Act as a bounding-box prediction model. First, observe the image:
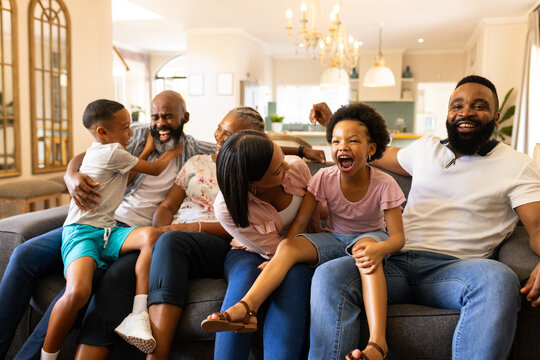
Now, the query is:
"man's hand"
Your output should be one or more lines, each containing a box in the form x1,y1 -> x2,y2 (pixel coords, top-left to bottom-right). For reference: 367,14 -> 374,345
521,262 -> 540,307
309,103 -> 332,128
64,172 -> 101,211
303,148 -> 326,163
351,239 -> 384,275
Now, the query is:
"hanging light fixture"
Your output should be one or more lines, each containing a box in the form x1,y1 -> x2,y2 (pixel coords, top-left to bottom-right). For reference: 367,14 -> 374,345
285,1 -> 360,86
363,24 -> 395,87
320,67 -> 349,87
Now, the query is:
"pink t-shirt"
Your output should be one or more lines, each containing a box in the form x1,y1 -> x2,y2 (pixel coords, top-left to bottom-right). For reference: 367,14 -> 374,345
214,156 -> 320,259
308,165 -> 405,233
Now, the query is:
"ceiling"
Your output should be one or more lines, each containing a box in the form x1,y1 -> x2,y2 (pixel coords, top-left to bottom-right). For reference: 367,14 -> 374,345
113,0 -> 538,56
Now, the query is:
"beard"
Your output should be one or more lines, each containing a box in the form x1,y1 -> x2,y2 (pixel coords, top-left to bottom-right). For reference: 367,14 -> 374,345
150,122 -> 184,153
446,117 -> 496,155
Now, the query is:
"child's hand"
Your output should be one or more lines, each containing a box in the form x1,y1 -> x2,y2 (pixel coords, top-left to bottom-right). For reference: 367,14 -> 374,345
143,132 -> 155,153
351,239 -> 384,275
309,103 -> 332,127
164,143 -> 184,158
257,261 -> 269,270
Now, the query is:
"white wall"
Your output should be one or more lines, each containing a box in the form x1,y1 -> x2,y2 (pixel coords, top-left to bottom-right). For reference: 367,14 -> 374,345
402,52 -> 466,82
184,29 -> 273,142
466,18 -> 528,109
1,0 -> 114,185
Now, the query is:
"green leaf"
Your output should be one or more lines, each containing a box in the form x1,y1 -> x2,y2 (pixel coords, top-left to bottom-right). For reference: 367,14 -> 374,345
500,105 -> 515,122
500,125 -> 513,136
499,88 -> 514,113
269,114 -> 284,123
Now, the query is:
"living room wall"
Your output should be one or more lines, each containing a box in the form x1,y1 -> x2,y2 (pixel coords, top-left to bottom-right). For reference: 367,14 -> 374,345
0,0 -> 114,185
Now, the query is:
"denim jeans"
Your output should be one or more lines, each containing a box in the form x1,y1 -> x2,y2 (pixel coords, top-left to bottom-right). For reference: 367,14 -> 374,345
0,227 -> 64,359
309,251 -> 521,360
3,228 -> 106,360
215,249 -> 312,360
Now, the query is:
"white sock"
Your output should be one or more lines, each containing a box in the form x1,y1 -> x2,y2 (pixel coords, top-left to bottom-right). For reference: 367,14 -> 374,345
41,348 -> 59,360
132,294 -> 148,314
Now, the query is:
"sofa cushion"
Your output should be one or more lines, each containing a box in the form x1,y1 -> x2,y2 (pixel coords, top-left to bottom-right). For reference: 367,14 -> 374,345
0,180 -> 65,198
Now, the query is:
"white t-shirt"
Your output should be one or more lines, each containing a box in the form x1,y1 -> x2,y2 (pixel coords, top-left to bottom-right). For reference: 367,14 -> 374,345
397,135 -> 540,259
64,142 -> 139,228
115,160 -> 179,227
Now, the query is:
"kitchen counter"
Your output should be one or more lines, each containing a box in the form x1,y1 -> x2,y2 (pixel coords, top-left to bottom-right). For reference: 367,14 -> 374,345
283,131 -> 422,160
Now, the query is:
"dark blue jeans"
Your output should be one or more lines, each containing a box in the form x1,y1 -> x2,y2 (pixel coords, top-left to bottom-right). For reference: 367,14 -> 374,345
1,227 -> 107,360
0,227 -> 63,359
214,249 -> 312,360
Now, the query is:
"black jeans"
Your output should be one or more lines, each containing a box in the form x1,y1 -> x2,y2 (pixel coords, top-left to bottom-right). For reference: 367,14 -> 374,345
77,230 -> 230,346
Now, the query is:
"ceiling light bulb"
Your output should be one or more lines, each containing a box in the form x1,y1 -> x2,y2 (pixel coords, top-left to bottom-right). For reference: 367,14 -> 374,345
286,9 -> 292,18
348,36 -> 354,44
333,5 -> 340,14
301,2 -> 307,12
418,38 -> 424,43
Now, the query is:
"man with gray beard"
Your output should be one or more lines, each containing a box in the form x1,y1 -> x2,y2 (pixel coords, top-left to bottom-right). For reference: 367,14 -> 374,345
0,90 -> 216,359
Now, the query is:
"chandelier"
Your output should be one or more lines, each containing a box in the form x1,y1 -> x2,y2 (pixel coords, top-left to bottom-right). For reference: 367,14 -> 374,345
285,1 -> 361,75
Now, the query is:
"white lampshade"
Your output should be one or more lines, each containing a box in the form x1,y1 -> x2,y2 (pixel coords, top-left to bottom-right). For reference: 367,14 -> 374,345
320,67 -> 350,88
363,63 -> 396,87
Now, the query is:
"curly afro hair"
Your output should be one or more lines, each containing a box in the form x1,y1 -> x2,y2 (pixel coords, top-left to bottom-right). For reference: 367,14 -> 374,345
325,103 -> 390,161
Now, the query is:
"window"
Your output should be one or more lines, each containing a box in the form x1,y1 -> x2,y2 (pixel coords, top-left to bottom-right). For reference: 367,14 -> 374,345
0,1 -> 19,178
276,85 -> 348,124
415,82 -> 455,138
154,55 -> 188,97
29,0 -> 72,173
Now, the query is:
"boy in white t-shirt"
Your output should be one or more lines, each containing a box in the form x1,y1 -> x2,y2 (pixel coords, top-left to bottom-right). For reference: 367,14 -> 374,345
40,100 -> 182,360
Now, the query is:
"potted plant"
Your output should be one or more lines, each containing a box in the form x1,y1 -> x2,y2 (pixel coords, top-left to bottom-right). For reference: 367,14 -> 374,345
493,88 -> 515,144
131,105 -> 145,122
270,114 -> 284,133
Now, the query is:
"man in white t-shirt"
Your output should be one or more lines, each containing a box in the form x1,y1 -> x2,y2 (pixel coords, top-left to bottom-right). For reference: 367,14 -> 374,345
309,75 -> 540,360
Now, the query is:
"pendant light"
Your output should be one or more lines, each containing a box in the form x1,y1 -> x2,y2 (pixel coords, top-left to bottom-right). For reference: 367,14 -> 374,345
363,25 -> 395,87
320,67 -> 350,87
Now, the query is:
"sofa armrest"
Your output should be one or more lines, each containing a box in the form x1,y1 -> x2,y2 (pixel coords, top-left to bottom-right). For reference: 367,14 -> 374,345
0,205 -> 68,277
497,226 -> 540,283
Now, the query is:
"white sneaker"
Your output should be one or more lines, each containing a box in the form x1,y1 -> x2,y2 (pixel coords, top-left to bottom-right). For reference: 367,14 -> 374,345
114,311 -> 156,354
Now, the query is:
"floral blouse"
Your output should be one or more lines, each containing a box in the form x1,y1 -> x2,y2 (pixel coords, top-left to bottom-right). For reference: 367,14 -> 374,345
172,154 -> 219,224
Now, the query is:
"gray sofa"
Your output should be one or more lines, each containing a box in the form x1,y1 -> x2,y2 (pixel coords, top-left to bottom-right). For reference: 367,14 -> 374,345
1,166 -> 540,359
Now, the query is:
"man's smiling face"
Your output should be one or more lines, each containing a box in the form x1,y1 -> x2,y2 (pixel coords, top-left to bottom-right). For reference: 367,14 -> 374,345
150,93 -> 187,153
445,82 -> 500,155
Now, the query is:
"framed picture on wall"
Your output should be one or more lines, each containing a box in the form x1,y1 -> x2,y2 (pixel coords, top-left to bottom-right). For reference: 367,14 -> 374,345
188,74 -> 204,96
217,73 -> 233,96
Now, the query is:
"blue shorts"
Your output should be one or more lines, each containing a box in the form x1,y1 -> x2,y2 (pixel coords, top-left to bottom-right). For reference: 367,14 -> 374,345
61,224 -> 137,275
298,230 -> 389,266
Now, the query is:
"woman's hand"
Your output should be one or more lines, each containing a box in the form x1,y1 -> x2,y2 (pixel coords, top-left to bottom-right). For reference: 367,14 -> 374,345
303,148 -> 326,163
351,239 -> 385,275
159,222 -> 198,232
